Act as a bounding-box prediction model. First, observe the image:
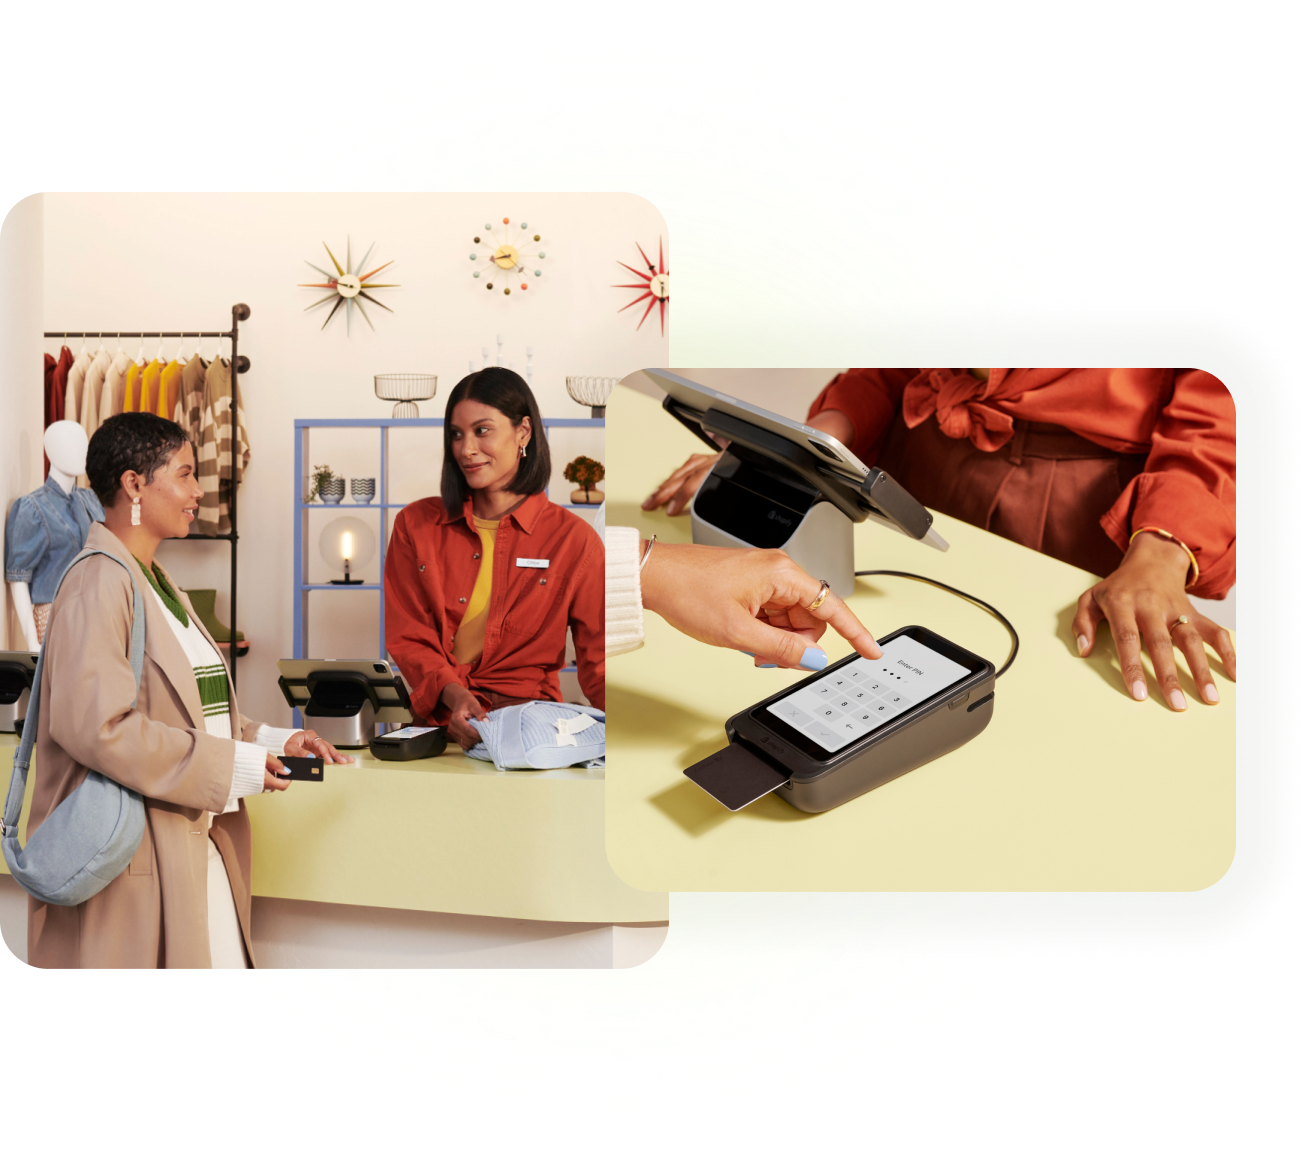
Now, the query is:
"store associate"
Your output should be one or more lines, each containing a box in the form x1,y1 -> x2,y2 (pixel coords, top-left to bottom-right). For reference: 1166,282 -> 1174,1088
385,368 -> 605,749
25,413 -> 347,969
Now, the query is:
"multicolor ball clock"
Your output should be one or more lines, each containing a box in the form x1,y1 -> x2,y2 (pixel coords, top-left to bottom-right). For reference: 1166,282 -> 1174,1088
614,239 -> 669,334
300,238 -> 398,334
470,219 -> 546,296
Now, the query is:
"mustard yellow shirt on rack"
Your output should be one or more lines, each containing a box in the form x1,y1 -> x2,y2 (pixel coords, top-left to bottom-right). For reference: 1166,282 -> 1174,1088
123,361 -> 143,413
159,360 -> 184,419
452,516 -> 500,665
140,359 -> 164,415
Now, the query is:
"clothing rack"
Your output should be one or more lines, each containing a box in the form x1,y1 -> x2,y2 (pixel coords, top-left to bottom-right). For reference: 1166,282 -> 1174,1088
44,304 -> 251,692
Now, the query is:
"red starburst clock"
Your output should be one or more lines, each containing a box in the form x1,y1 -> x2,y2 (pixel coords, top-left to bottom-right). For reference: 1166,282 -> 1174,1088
614,240 -> 669,334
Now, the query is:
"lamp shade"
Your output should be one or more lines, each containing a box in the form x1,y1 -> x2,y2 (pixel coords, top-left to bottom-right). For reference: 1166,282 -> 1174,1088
318,516 -> 376,577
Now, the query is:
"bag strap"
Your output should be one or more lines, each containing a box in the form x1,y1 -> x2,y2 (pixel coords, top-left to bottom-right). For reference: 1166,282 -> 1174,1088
1,549 -> 146,840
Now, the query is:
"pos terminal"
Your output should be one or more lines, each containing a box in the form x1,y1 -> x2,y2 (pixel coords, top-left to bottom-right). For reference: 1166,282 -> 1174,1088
684,626 -> 996,814
639,369 -> 949,596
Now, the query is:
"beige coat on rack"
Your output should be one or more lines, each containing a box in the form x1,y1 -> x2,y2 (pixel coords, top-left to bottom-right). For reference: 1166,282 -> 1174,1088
25,525 -> 264,968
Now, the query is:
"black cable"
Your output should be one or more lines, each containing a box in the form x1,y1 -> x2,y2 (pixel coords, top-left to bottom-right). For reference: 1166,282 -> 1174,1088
854,570 -> 1020,677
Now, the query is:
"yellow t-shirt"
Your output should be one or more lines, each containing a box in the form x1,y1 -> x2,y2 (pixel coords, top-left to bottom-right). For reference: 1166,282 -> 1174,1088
124,362 -> 143,413
452,516 -> 500,665
140,359 -> 164,415
159,360 -> 184,419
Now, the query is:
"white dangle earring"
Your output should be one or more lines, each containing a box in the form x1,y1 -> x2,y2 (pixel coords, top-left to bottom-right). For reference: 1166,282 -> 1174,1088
131,498 -> 142,526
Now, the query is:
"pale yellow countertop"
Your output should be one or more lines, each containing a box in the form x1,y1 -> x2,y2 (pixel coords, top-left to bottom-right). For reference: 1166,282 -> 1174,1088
1,743 -> 667,924
604,384 -> 1236,892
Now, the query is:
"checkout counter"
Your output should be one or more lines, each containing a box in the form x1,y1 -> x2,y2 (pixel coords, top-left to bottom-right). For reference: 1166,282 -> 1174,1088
605,384 -> 1236,893
1,742 -> 667,966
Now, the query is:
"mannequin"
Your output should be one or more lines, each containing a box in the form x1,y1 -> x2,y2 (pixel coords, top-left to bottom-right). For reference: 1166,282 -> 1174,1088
6,422 -> 104,650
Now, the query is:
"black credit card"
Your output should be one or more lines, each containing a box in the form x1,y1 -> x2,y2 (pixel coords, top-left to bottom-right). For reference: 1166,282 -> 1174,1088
277,756 -> 325,782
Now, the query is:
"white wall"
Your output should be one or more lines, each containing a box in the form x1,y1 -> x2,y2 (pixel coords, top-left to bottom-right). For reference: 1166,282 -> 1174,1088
40,193 -> 668,725
0,196 -> 46,651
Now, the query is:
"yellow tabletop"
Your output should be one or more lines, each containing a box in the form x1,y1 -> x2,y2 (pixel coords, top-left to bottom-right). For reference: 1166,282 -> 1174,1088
605,384 -> 1236,892
1,743 -> 667,924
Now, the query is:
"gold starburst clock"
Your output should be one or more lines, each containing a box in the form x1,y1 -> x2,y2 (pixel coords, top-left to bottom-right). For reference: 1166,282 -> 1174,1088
470,218 -> 546,296
614,239 -> 669,334
301,238 -> 398,334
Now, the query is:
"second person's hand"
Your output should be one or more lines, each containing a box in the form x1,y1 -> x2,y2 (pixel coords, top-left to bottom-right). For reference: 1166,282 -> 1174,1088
441,682 -> 489,750
263,752 -> 292,792
640,540 -> 881,669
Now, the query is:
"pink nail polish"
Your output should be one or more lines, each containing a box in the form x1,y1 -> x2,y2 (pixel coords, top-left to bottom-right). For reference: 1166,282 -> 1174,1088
1170,689 -> 1186,711
1204,683 -> 1219,703
1132,680 -> 1148,701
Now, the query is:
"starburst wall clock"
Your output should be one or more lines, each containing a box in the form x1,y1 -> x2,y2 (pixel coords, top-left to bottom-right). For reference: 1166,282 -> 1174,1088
614,239 -> 669,334
469,218 -> 546,296
300,238 -> 399,334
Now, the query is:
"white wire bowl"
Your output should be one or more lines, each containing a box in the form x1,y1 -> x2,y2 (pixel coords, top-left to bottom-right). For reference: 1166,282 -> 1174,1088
375,373 -> 438,418
565,376 -> 617,410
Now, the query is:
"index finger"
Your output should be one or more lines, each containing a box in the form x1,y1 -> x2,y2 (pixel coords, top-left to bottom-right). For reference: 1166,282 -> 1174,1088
815,592 -> 882,660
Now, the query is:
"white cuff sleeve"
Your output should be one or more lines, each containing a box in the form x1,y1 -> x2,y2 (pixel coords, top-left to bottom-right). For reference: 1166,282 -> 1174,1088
223,740 -> 269,813
605,526 -> 645,658
253,723 -> 301,751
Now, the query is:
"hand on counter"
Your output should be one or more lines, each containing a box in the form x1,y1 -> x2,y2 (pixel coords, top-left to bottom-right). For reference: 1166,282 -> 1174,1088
640,540 -> 881,670
285,729 -> 353,765
263,752 -> 292,792
1073,530 -> 1236,709
442,682 -> 489,750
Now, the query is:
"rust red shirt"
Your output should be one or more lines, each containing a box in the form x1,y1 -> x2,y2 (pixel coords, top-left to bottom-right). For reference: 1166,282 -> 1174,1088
808,368 -> 1236,598
384,490 -> 604,724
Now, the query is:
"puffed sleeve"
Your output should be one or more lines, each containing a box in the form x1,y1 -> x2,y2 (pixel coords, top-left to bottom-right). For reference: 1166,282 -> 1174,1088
567,530 -> 606,709
4,496 -> 49,585
1098,369 -> 1236,599
384,508 -> 463,723
42,557 -> 234,812
805,369 -> 917,466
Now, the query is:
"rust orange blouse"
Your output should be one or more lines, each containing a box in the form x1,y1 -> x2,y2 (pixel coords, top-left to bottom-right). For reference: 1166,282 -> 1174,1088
807,368 -> 1235,598
384,491 -> 605,725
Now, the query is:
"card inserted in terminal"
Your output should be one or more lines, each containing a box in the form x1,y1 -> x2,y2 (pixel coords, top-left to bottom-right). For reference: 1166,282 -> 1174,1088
683,744 -> 788,812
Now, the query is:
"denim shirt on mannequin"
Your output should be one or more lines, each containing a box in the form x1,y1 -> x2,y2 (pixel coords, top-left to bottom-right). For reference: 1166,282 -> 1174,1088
4,476 -> 105,604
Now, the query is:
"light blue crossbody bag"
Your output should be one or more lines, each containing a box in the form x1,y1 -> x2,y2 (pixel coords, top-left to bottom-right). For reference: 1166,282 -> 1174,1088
1,548 -> 147,907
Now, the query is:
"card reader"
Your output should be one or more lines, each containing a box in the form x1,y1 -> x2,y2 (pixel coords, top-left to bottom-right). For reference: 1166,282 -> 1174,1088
684,626 -> 995,814
368,725 -> 449,762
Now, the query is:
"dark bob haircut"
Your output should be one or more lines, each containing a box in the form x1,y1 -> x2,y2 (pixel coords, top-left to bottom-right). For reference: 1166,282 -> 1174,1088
86,412 -> 191,509
441,367 -> 551,514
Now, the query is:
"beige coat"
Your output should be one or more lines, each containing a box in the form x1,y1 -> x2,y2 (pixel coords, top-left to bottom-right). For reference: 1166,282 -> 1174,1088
27,524 -> 264,968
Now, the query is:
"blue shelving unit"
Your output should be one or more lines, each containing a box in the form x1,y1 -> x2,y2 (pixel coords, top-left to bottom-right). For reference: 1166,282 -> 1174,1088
292,417 -> 603,663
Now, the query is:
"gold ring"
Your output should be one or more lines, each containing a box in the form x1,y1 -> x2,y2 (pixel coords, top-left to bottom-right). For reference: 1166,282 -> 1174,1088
808,581 -> 831,612
1169,614 -> 1191,633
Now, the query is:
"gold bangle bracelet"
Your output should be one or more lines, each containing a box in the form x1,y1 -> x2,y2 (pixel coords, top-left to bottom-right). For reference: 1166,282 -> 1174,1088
1129,526 -> 1200,588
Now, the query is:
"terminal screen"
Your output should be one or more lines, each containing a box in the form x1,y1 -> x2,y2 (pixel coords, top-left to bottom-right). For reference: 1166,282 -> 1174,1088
764,634 -> 972,754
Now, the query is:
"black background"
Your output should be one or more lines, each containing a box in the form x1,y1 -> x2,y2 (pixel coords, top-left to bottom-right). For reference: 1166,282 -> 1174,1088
5,52 -> 1305,1115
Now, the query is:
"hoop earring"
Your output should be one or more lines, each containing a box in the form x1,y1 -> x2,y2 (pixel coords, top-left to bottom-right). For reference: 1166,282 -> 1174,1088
519,443 -> 527,459
131,498 -> 141,526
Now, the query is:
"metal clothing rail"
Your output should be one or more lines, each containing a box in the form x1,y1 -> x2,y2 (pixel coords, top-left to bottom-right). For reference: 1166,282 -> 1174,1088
44,304 -> 251,692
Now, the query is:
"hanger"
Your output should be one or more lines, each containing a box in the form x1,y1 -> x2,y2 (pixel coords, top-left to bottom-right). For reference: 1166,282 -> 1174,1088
135,334 -> 146,364
155,332 -> 167,362
175,332 -> 187,363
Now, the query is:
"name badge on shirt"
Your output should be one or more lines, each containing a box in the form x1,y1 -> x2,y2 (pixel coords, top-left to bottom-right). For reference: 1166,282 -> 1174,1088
516,558 -> 550,568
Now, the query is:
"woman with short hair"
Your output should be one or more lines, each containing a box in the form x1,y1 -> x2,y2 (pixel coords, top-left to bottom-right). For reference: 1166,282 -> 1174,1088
25,411 -> 345,968
385,368 -> 605,749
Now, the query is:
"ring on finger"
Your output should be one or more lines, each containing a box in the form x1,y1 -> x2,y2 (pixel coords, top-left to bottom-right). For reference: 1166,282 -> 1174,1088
807,580 -> 831,612
1168,614 -> 1192,635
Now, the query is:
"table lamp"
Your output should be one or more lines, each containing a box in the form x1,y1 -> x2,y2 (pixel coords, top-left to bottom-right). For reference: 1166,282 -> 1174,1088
319,516 -> 376,585
565,376 -> 617,418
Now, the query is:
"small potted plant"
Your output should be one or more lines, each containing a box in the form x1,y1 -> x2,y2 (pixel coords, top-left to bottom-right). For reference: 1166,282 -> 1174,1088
304,464 -> 343,504
563,455 -> 605,504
